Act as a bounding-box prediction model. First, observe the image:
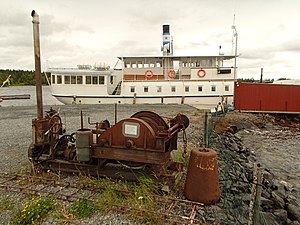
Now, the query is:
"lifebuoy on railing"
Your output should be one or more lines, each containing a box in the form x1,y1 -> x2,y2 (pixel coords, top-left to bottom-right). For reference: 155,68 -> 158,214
168,70 -> 176,79
145,70 -> 154,79
197,69 -> 206,78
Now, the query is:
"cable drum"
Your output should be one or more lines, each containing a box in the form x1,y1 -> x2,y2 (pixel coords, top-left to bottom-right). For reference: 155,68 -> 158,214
131,111 -> 169,132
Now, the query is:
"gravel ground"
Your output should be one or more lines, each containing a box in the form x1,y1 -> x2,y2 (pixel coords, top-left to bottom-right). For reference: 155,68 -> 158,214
1,103 -> 299,224
237,123 -> 300,194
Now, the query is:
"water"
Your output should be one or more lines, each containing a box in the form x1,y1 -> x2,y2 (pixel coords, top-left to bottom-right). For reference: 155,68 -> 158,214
0,86 -> 63,107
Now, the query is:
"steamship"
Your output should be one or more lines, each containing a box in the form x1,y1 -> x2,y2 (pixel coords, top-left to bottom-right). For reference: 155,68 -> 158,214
49,25 -> 237,109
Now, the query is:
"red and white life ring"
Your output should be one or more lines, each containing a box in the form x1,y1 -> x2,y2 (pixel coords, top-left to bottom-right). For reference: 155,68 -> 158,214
168,70 -> 176,79
145,70 -> 154,79
197,69 -> 206,78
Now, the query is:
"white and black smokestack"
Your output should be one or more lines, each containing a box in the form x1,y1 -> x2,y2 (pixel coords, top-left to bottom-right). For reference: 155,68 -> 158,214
162,25 -> 173,56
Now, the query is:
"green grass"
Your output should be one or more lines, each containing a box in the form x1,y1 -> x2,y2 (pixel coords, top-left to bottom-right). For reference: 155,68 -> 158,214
0,197 -> 14,212
69,199 -> 96,219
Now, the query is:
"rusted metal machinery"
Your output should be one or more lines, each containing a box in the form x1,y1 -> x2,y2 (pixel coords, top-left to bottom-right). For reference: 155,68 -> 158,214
29,10 -> 189,185
29,109 -> 189,184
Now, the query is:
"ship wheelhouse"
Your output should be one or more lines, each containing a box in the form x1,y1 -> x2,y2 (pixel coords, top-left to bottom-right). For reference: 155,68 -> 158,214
119,55 -> 235,81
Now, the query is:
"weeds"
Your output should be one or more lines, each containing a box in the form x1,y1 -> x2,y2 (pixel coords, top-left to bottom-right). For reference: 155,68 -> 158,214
88,176 -> 166,224
69,199 -> 96,219
0,197 -> 14,212
171,146 -> 190,167
12,195 -> 56,225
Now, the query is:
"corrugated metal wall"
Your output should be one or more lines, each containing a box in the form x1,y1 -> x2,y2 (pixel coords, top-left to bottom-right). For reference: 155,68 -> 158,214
234,82 -> 300,113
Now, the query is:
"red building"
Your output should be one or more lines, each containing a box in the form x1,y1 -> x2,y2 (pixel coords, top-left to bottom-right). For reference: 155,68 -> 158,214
234,82 -> 300,113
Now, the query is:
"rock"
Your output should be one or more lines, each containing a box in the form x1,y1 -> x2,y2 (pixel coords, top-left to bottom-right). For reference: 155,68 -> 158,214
261,197 -> 274,212
272,191 -> 286,209
262,189 -> 271,199
287,204 -> 300,222
273,209 -> 288,224
288,221 -> 300,225
287,195 -> 299,207
242,195 -> 250,205
261,212 -> 281,225
265,123 -> 274,129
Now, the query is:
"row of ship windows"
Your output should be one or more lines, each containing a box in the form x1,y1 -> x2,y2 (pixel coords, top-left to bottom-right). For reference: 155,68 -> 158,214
124,61 -> 213,68
130,85 -> 230,93
52,75 -> 106,85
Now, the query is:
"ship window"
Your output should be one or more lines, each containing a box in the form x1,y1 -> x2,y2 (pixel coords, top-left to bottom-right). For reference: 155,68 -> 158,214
57,75 -> 62,84
125,63 -> 131,68
132,63 -> 137,68
218,68 -> 231,74
144,63 -> 149,68
211,85 -> 216,92
99,76 -> 104,85
92,76 -> 98,84
71,76 -> 76,84
130,86 -> 135,93
157,86 -> 162,93
138,62 -> 143,68
65,76 -> 70,84
52,75 -> 56,84
156,62 -> 161,68
150,63 -> 155,68
198,86 -> 203,92
86,76 -> 91,84
144,86 -> 149,92
77,76 -> 83,84
225,85 -> 229,91
171,86 -> 176,92
185,86 -> 190,92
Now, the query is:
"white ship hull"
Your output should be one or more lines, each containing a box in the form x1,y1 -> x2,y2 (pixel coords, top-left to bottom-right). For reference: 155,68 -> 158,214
53,93 -> 233,109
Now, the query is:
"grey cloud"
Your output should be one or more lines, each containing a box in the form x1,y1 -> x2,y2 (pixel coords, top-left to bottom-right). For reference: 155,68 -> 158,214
111,40 -> 159,56
41,15 -> 95,36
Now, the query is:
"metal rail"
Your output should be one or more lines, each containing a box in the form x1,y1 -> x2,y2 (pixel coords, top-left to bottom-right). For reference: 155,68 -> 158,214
0,173 -> 204,224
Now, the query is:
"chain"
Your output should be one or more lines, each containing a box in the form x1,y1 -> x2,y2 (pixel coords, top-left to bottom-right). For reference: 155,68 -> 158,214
182,128 -> 188,158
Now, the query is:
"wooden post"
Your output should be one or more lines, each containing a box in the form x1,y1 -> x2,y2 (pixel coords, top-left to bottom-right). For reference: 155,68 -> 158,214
203,112 -> 208,148
248,163 -> 262,225
254,164 -> 262,224
133,93 -> 136,104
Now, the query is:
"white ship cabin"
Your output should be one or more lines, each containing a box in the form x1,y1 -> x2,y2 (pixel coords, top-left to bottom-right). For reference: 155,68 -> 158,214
120,55 -> 235,80
49,55 -> 236,108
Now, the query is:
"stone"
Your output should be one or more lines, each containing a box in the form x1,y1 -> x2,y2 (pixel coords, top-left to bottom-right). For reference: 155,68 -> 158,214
261,197 -> 274,212
273,209 -> 288,224
288,221 -> 300,225
272,191 -> 286,209
261,212 -> 280,225
287,195 -> 299,207
287,204 -> 300,222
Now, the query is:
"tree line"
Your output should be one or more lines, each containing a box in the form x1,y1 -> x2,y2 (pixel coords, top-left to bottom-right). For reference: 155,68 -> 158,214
0,69 -> 49,86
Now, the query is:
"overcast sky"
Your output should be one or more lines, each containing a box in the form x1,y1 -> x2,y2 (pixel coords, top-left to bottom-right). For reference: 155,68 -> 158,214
0,0 -> 299,80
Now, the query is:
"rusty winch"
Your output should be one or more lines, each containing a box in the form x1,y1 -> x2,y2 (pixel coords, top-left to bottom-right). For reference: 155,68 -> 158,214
29,108 -> 189,184
29,10 -> 189,185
